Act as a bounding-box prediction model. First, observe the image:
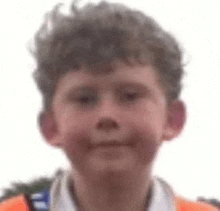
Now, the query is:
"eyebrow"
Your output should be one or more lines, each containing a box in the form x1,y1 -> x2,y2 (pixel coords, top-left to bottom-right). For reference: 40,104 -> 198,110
63,81 -> 156,100
63,85 -> 97,100
115,82 -> 161,104
116,81 -> 151,89
115,81 -> 155,95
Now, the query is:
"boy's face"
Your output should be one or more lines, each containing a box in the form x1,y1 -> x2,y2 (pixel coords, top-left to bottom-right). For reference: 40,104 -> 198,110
41,62 -> 185,179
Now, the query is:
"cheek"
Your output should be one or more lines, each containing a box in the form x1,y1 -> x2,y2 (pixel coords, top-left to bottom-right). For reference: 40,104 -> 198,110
128,109 -> 164,164
56,107 -> 91,155
131,126 -> 161,165
57,106 -> 91,134
63,130 -> 89,162
136,103 -> 165,136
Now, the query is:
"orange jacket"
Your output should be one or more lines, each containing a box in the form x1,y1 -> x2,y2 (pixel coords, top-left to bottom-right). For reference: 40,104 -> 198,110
0,194 -> 218,211
175,196 -> 219,211
0,195 -> 33,211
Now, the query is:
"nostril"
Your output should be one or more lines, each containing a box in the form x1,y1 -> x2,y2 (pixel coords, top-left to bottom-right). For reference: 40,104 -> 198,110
96,117 -> 118,130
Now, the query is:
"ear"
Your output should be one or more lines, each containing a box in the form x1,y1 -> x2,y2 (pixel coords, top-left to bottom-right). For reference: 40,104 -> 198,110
162,100 -> 186,141
38,112 -> 61,147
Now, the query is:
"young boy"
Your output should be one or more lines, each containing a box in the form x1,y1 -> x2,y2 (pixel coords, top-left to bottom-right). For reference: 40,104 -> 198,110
0,1 -> 218,210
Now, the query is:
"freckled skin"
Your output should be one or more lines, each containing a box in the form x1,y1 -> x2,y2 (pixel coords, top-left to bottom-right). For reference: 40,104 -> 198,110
51,63 -> 169,182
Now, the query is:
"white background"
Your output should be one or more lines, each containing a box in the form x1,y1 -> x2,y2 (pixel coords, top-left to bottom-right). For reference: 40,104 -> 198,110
0,0 -> 220,200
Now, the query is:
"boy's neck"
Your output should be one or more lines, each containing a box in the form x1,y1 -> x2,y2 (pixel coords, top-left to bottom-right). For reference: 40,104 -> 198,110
69,170 -> 153,211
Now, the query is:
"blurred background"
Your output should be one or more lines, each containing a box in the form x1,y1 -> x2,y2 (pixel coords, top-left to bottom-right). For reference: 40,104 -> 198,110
0,0 -> 219,202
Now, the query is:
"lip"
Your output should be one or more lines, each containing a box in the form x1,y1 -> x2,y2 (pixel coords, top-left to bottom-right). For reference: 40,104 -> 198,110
96,143 -> 130,148
89,140 -> 134,149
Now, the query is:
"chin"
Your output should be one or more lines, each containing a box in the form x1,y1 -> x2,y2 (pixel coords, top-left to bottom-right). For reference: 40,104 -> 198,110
82,157 -> 142,182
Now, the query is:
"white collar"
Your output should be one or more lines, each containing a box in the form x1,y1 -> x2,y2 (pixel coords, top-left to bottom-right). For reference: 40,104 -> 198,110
50,171 -> 175,211
148,176 -> 174,211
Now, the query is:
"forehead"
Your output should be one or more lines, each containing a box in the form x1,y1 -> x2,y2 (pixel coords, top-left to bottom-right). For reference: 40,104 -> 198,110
56,63 -> 161,91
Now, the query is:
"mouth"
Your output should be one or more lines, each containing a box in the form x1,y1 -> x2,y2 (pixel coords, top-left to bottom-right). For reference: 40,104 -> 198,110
89,140 -> 134,149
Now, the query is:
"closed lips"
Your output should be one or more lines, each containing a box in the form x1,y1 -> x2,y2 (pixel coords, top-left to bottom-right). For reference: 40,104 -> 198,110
90,141 -> 134,148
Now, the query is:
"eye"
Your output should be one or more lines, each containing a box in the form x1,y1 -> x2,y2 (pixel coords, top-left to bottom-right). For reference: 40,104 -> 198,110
121,90 -> 138,101
76,94 -> 97,105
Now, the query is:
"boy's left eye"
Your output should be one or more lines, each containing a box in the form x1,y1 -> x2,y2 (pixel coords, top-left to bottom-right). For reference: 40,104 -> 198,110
121,91 -> 138,101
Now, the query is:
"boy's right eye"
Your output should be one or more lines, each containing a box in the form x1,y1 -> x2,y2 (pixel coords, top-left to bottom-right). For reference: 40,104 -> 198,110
75,94 -> 97,105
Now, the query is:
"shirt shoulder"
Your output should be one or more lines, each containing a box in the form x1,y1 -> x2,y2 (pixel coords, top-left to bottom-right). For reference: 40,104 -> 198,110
0,188 -> 50,211
156,177 -> 219,211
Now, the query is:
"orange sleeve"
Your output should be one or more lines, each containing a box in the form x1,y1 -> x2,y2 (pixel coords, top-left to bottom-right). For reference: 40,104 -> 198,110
0,195 -> 29,211
175,196 -> 219,211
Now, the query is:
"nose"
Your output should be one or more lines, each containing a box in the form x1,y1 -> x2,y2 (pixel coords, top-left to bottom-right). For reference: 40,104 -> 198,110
96,97 -> 120,132
96,117 -> 118,131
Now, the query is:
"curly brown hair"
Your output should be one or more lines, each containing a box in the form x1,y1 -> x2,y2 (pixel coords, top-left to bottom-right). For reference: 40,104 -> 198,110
30,1 -> 184,111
